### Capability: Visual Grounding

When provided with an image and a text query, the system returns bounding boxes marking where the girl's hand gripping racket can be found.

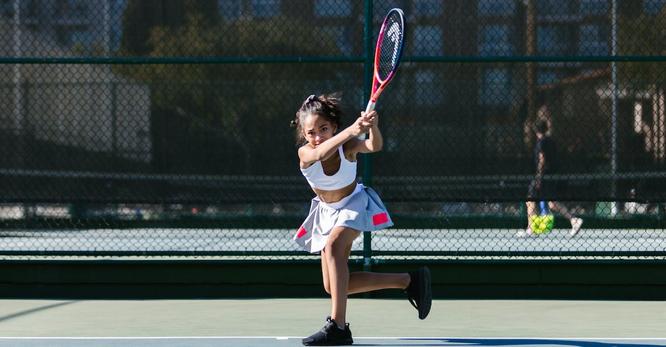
[365,8,406,113]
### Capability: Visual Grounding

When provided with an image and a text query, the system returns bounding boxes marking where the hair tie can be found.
[305,94,316,104]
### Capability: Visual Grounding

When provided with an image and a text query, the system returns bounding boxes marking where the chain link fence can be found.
[0,0,665,260]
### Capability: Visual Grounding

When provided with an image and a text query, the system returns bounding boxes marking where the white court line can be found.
[0,337,300,344]
[0,336,665,340]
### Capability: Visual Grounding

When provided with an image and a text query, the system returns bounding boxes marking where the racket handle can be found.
[365,100,376,113]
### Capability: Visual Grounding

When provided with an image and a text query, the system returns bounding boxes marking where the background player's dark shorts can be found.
[527,178,561,200]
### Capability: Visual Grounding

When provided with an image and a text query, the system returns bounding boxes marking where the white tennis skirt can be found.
[293,183,393,253]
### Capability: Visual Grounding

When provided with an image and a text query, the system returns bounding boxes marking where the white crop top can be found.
[300,146,357,190]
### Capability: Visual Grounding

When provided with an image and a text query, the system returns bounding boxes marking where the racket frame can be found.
[365,8,405,113]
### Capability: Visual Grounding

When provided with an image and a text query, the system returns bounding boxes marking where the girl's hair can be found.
[291,92,343,143]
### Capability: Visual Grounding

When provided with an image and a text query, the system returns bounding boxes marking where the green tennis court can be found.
[1,299,665,346]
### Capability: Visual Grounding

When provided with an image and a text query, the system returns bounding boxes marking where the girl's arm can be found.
[299,117,371,166]
[349,111,383,154]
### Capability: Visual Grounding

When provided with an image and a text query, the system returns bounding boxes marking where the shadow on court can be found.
[0,301,76,323]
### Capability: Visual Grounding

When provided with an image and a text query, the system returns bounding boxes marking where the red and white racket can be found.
[365,8,406,113]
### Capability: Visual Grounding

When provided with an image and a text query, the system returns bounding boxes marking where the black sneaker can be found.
[302,316,353,346]
[406,266,432,320]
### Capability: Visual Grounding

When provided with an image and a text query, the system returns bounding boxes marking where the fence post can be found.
[362,0,374,272]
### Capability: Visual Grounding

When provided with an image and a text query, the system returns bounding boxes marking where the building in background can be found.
[0,0,149,167]
[0,0,128,53]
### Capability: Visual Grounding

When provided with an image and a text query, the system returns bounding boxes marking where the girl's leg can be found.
[320,249,330,295]
[321,237,410,295]
[348,272,410,295]
[322,226,360,327]
[304,235,357,346]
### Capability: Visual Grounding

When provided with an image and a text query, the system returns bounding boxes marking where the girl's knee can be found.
[323,247,339,265]
[326,228,357,252]
[324,240,347,259]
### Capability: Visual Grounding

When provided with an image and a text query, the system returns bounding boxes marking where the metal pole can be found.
[610,0,619,215]
[362,0,373,272]
[13,0,22,139]
[525,0,536,132]
[103,0,111,55]
[13,0,26,218]
[104,0,115,159]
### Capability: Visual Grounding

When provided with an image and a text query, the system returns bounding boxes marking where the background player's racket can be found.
[365,8,406,113]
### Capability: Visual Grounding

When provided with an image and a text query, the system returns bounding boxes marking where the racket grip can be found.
[365,100,376,113]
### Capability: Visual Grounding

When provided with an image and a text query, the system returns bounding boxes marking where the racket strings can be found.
[377,13,404,80]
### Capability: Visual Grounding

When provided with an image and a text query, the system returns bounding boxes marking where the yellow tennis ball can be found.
[542,214,554,233]
[529,215,541,233]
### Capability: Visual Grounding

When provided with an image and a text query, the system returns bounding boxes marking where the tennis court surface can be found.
[1,299,664,346]
[1,337,665,347]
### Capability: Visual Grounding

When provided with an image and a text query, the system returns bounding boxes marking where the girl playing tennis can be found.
[292,93,431,346]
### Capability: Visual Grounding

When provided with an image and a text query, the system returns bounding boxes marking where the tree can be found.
[119,0,218,56]
[116,3,346,174]
[617,7,666,89]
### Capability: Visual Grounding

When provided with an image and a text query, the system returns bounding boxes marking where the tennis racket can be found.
[365,8,406,113]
